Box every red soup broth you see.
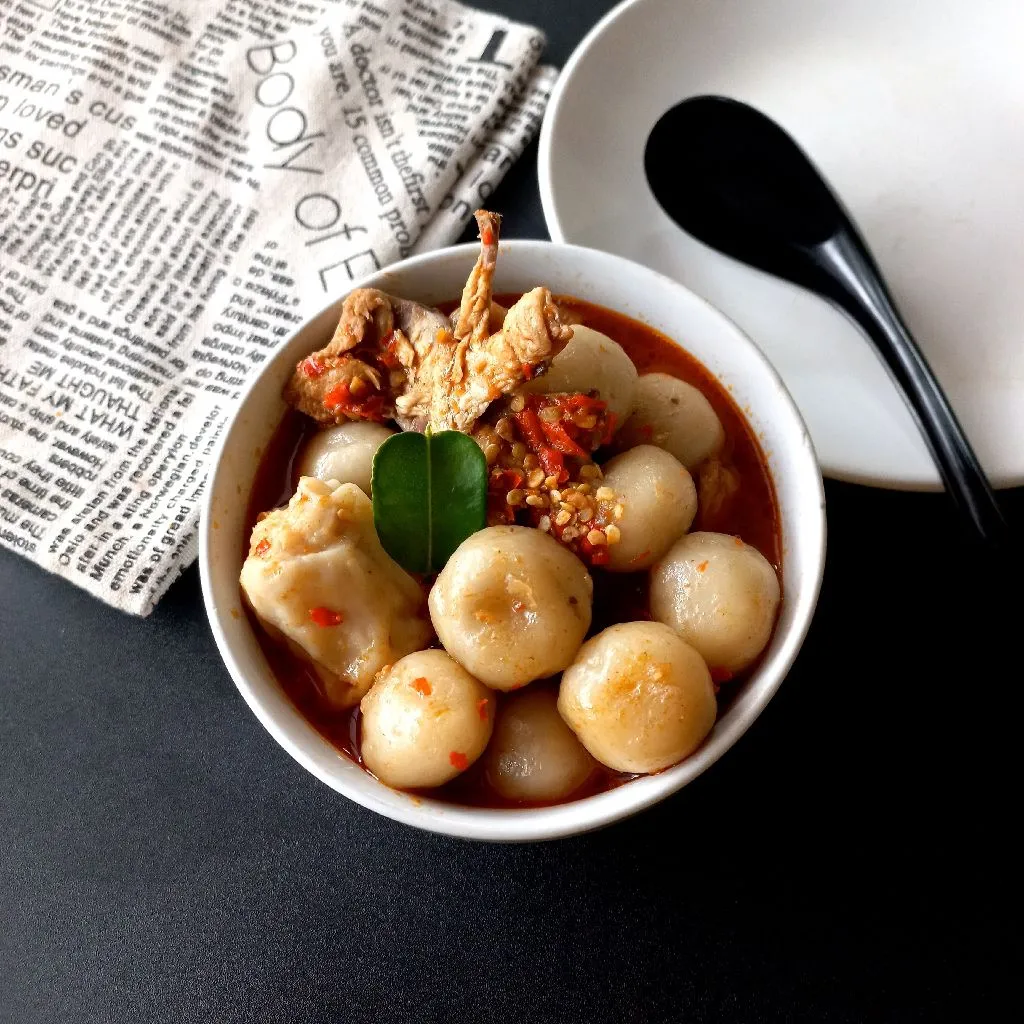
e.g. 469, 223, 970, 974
243, 294, 782, 807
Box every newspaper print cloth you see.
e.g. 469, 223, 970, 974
0, 0, 555, 614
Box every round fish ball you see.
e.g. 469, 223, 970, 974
558, 622, 716, 774
483, 688, 598, 803
600, 445, 697, 571
297, 421, 394, 494
360, 649, 495, 789
524, 324, 637, 426
617, 373, 724, 469
429, 526, 593, 691
650, 531, 781, 674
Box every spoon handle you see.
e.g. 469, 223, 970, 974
813, 233, 1008, 545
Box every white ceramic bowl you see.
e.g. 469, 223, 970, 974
199, 241, 826, 842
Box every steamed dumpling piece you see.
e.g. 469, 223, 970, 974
360, 650, 495, 789
616, 373, 724, 470
297, 420, 394, 494
429, 525, 593, 691
599, 445, 697, 571
482, 687, 598, 802
523, 324, 637, 426
650, 531, 781, 674
240, 478, 432, 708
558, 621, 717, 774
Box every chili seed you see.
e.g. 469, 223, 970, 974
527, 468, 545, 489
555, 509, 572, 527
525, 494, 546, 507
605, 524, 621, 544
507, 489, 525, 505
587, 529, 607, 546
538, 515, 551, 532
595, 486, 615, 501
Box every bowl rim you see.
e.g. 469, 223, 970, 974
199, 238, 826, 843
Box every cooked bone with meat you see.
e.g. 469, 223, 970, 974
395, 212, 572, 431
283, 291, 450, 427
239, 478, 432, 709
453, 209, 502, 348
284, 210, 572, 434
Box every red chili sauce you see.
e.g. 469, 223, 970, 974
244, 295, 782, 807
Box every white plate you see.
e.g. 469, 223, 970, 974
540, 0, 1024, 489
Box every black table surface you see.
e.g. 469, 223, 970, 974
2, 2, 1020, 1021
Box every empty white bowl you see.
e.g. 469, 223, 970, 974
199, 241, 826, 842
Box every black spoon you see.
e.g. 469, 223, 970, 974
644, 94, 1008, 545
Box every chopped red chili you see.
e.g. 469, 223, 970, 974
378, 330, 402, 369
511, 405, 578, 483
537, 447, 567, 483
559, 393, 606, 412
476, 698, 489, 721
491, 468, 524, 492
309, 606, 344, 627
254, 538, 271, 557
539, 418, 588, 457
300, 356, 326, 378
696, 560, 709, 573
324, 380, 386, 421
324, 382, 350, 410
411, 677, 432, 696
449, 751, 469, 771
578, 533, 610, 566
513, 406, 545, 448
710, 667, 734, 685
520, 362, 534, 380
481, 226, 495, 246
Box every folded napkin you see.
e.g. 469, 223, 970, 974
0, 0, 555, 614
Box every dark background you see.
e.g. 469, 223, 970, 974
2, 2, 1020, 1021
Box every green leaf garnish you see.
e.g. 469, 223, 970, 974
371, 429, 487, 573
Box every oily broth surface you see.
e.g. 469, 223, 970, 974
243, 294, 781, 807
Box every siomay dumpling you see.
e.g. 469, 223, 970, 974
240, 477, 432, 708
